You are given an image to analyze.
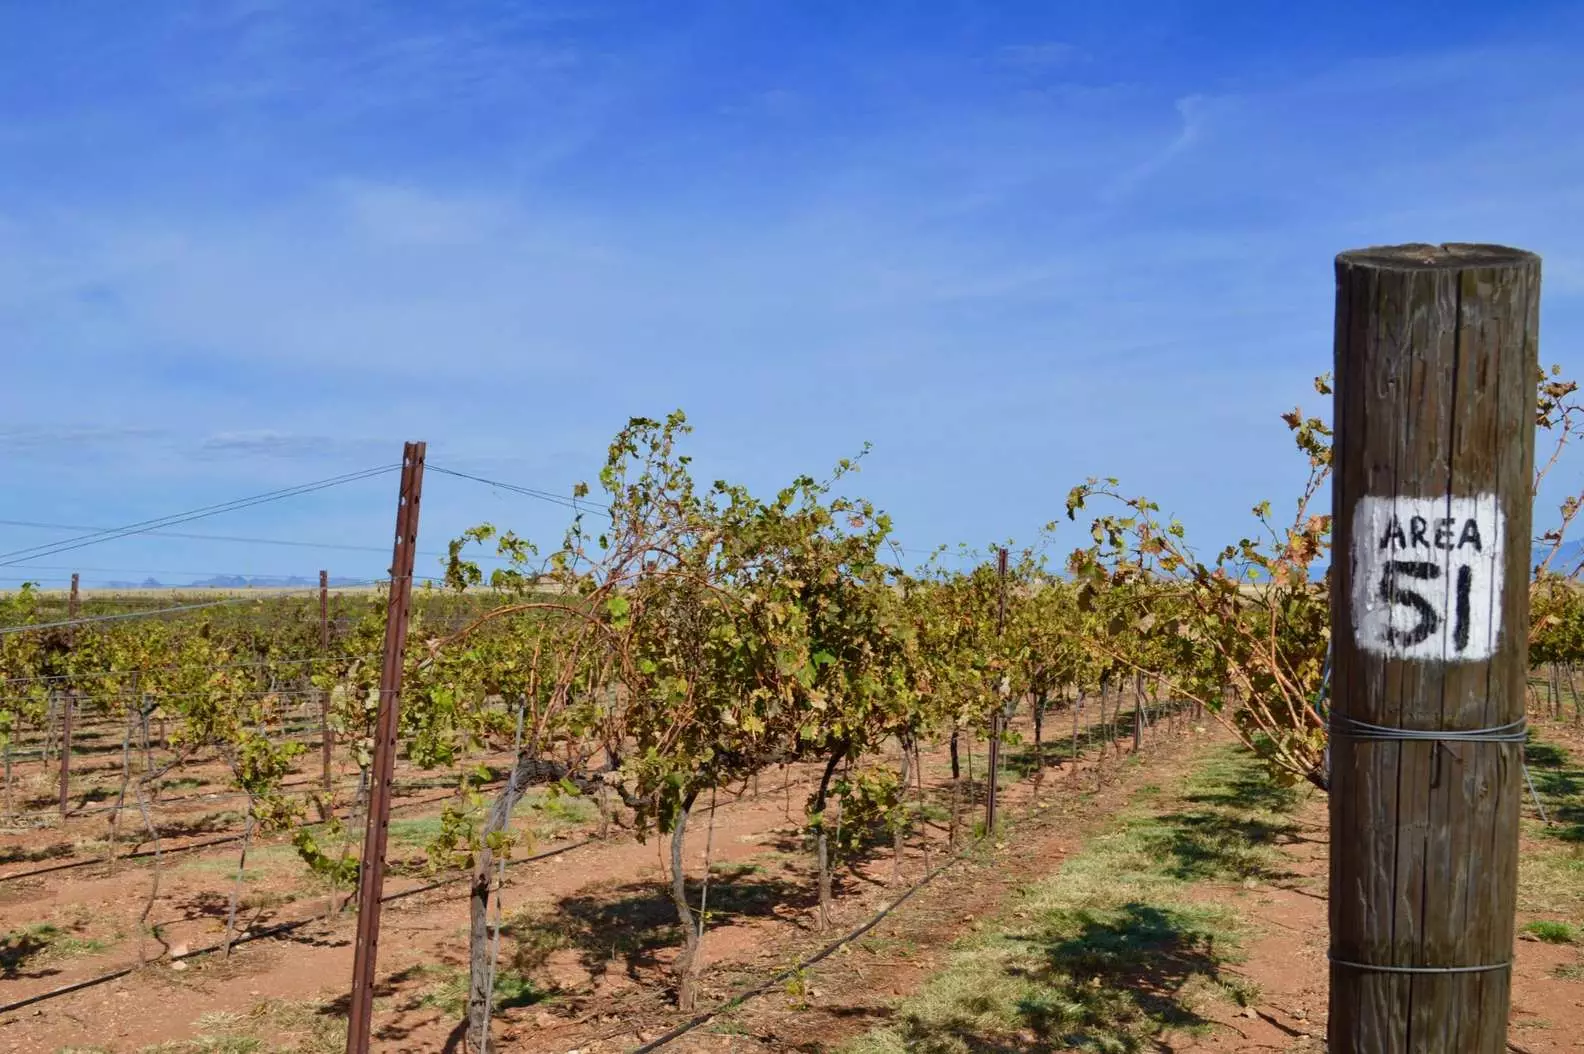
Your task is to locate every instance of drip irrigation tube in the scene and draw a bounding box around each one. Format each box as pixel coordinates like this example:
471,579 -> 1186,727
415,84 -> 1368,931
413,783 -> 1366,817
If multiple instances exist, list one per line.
0,781 -> 485,885
627,701 -> 1194,1052
0,836 -> 596,1018
628,845 -> 971,1054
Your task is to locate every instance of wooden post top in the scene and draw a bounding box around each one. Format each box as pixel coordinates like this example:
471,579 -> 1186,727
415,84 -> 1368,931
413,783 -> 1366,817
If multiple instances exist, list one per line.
1338,243 -> 1539,271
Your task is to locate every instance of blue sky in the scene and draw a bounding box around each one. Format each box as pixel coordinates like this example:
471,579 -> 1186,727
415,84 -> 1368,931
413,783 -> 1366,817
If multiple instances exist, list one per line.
3,1 -> 1584,588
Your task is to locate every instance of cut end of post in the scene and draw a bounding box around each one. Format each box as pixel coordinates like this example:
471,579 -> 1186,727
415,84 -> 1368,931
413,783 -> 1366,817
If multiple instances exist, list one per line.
1337,243 -> 1539,271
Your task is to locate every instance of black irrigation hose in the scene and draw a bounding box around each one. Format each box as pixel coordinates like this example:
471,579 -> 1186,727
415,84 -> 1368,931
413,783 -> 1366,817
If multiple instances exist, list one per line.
3,743 -> 525,855
0,836 -> 596,1018
629,700 -> 1197,1053
0,749 -> 795,886
8,739 -> 522,821
0,704 -> 1164,1027
0,831 -> 247,883
628,844 -> 972,1054
9,741 -> 334,820
74,768 -> 820,944
383,837 -> 594,906
0,779 -> 494,885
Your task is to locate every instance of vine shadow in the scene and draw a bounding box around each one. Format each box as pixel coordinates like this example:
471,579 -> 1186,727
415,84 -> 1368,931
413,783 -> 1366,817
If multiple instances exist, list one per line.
505,869 -> 816,991
1525,740 -> 1584,843
887,902 -> 1235,1054
0,927 -> 64,981
0,841 -> 75,867
1000,700 -> 1194,782
152,810 -> 247,839
1140,776 -> 1303,884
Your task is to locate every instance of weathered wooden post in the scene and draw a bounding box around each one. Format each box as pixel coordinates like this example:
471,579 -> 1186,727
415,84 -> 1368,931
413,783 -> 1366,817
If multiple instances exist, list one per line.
1330,244 -> 1539,1053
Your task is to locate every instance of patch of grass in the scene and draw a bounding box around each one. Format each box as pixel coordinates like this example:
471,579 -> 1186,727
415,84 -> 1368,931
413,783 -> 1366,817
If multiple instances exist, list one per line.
159,810 -> 248,838
846,745 -> 1288,1054
176,844 -> 298,881
43,928 -> 108,958
513,787 -> 599,836
1554,962 -> 1584,981
508,922 -> 572,977
1525,738 -> 1584,844
135,999 -> 344,1054
1524,920 -> 1579,944
412,963 -> 546,1016
1520,735 -> 1584,918
1519,849 -> 1584,916
387,815 -> 447,850
1,921 -> 111,976
908,800 -> 952,825
382,789 -> 597,860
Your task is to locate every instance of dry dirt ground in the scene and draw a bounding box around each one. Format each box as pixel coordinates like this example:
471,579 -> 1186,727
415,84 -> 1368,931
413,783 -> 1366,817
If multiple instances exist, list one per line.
4,706 -> 1579,1053
702,719 -> 1584,1054
0,697 -> 1191,1052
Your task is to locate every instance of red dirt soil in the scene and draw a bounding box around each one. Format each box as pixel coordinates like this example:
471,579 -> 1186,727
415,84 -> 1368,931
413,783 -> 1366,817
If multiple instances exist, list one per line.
3,700 -> 1186,1052
5,707 -> 1577,1052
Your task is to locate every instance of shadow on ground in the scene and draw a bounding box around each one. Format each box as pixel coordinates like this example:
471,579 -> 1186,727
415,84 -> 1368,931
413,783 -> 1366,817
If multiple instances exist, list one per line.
886,902 -> 1237,1054
1000,702 -> 1194,783
1137,764 -> 1305,884
1526,740 -> 1584,843
0,926 -> 64,981
505,868 -> 817,990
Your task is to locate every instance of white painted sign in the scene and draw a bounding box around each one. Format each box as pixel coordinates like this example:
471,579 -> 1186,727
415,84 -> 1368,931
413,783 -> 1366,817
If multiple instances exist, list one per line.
1350,495 -> 1504,661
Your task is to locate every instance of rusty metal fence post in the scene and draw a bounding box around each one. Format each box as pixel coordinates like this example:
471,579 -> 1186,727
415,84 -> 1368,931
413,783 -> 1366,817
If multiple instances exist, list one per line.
985,547 -> 1008,834
320,569 -> 333,796
345,442 -> 426,1054
58,572 -> 79,819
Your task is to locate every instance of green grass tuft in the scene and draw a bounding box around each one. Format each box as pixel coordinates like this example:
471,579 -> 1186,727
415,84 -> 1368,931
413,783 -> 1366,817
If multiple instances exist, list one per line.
412,963 -> 546,1016
1524,920 -> 1579,945
1,921 -> 112,976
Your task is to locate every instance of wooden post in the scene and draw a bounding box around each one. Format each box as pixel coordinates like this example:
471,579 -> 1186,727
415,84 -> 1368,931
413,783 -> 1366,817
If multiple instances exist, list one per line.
1330,244 -> 1539,1053
985,547 -> 1008,835
320,569 -> 333,796
59,573 -> 79,819
345,442 -> 426,1054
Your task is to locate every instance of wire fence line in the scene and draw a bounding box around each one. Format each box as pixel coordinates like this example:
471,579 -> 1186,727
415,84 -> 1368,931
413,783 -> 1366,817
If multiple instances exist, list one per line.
0,465 -> 404,568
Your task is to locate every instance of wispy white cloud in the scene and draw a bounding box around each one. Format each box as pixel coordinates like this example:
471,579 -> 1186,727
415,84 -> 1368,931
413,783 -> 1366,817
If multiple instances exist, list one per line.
0,425 -> 166,452
1101,94 -> 1210,203
195,431 -> 394,461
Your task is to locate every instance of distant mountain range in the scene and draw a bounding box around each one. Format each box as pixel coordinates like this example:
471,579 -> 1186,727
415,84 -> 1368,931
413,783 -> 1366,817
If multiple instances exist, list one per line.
101,575 -> 371,590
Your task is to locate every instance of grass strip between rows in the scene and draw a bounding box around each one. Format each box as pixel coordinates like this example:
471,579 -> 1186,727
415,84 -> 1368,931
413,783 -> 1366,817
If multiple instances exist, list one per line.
844,745 -> 1306,1054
